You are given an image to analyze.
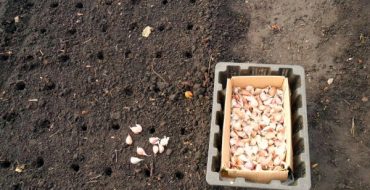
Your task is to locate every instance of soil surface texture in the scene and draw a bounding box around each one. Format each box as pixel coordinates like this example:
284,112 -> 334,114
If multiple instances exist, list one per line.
0,0 -> 369,189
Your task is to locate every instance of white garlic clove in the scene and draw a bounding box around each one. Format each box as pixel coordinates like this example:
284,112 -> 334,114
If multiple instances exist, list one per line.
158,144 -> 165,153
246,96 -> 259,107
130,157 -> 144,164
153,145 -> 159,154
130,124 -> 142,134
149,137 -> 160,145
137,146 -> 150,156
125,134 -> 133,145
234,147 -> 244,156
160,136 -> 170,146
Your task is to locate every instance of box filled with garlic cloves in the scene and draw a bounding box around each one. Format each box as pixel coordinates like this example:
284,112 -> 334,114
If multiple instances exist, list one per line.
220,76 -> 293,183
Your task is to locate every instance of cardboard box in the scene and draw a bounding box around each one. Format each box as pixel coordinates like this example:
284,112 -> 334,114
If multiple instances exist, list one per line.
220,76 -> 293,183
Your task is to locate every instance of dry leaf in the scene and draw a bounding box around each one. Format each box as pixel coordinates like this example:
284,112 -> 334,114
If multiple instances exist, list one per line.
361,96 -> 368,102
142,26 -> 153,38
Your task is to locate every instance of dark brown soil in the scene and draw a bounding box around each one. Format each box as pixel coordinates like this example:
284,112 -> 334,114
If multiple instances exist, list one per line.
0,0 -> 369,189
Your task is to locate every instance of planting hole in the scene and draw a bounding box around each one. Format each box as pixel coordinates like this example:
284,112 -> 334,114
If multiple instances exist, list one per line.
129,22 -> 137,31
101,24 -> 108,32
2,112 -> 17,122
0,54 -> 9,61
58,55 -> 70,63
50,2 -> 58,8
155,52 -> 162,58
187,23 -> 193,30
157,25 -> 165,31
80,124 -> 87,131
124,50 -> 132,58
180,128 -> 186,135
104,167 -> 112,176
162,0 -> 168,5
149,127 -> 155,134
12,184 -> 21,190
40,28 -> 46,34
36,157 -> 44,168
0,160 -> 11,168
75,2 -> 83,9
67,28 -> 76,35
184,51 -> 192,59
131,0 -> 140,5
123,87 -> 133,96
174,171 -> 184,180
70,163 -> 80,172
97,51 -> 104,60
15,81 -> 26,91
143,169 -> 150,177
190,0 -> 196,3
111,123 -> 120,130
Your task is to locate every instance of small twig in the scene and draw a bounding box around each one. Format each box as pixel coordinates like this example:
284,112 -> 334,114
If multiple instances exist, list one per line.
49,129 -> 60,138
114,149 -> 118,163
39,50 -> 44,56
151,62 -> 166,82
350,117 -> 355,137
82,38 -> 92,44
343,99 -> 351,106
150,159 -> 154,177
86,180 -> 98,184
88,174 -> 102,181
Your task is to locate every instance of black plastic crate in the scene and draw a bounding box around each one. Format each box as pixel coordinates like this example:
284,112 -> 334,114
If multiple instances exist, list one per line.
206,62 -> 311,190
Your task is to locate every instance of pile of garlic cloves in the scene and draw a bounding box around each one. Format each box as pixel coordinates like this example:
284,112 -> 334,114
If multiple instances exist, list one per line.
126,124 -> 170,164
229,85 -> 287,171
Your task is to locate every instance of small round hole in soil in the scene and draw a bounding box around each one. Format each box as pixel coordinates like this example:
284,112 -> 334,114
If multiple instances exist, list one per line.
149,127 -> 155,134
174,171 -> 184,180
0,160 -> 11,168
184,51 -> 192,59
143,169 -> 151,177
187,23 -> 194,30
50,2 -> 58,8
190,0 -> 196,3
36,157 -> 44,168
129,22 -> 138,31
157,25 -> 165,32
12,184 -> 21,190
101,24 -> 108,32
123,87 -> 133,96
111,123 -> 120,130
25,55 -> 34,61
15,81 -> 26,91
97,51 -> 104,60
70,163 -> 80,172
0,54 -> 9,61
155,52 -> 162,58
75,2 -> 83,9
124,50 -> 132,58
104,167 -> 112,176
131,0 -> 140,5
40,28 -> 46,34
162,0 -> 168,5
80,124 -> 87,131
58,55 -> 70,63
180,128 -> 186,135
67,28 -> 76,35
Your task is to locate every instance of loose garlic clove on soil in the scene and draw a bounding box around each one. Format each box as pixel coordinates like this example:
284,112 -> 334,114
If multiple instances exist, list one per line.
149,137 -> 160,145
130,124 -> 142,134
153,145 -> 159,154
160,136 -> 170,146
125,134 -> 133,145
158,144 -> 165,153
137,147 -> 149,156
130,157 -> 144,164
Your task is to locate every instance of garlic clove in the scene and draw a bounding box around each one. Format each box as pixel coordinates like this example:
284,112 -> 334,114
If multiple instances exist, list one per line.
130,157 -> 144,164
137,146 -> 150,156
149,137 -> 160,145
158,144 -> 165,153
130,124 -> 142,134
153,145 -> 159,154
125,134 -> 133,145
160,136 -> 170,146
